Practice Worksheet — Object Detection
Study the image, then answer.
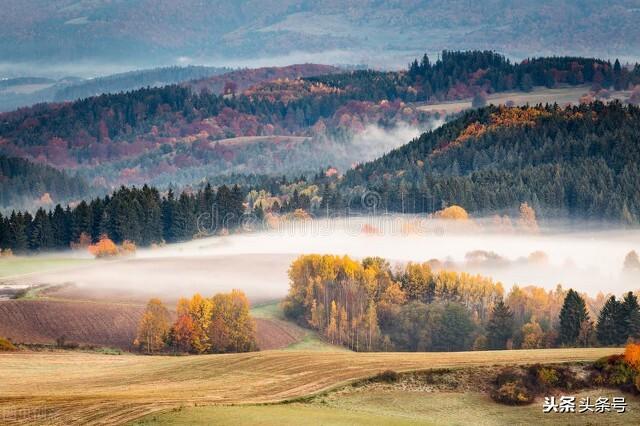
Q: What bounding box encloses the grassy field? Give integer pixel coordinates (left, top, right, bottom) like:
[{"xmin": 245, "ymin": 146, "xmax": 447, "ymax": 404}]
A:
[
  {"xmin": 0, "ymin": 348, "xmax": 621, "ymax": 425},
  {"xmin": 251, "ymin": 302, "xmax": 347, "ymax": 352},
  {"xmin": 0, "ymin": 256, "xmax": 90, "ymax": 279},
  {"xmin": 416, "ymin": 85, "xmax": 630, "ymax": 115},
  {"xmin": 133, "ymin": 389, "xmax": 640, "ymax": 426}
]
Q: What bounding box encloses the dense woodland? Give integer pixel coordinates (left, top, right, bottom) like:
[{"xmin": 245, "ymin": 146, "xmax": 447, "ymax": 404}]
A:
[
  {"xmin": 283, "ymin": 254, "xmax": 640, "ymax": 352},
  {"xmin": 0, "ymin": 155, "xmax": 89, "ymax": 208},
  {"xmin": 309, "ymin": 51, "xmax": 640, "ymax": 102},
  {"xmin": 0, "ymin": 184, "xmax": 245, "ymax": 252},
  {"xmin": 334, "ymin": 102, "xmax": 640, "ymax": 223}
]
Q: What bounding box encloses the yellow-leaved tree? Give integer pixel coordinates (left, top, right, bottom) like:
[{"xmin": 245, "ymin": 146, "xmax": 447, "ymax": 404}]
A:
[
  {"xmin": 209, "ymin": 289, "xmax": 256, "ymax": 353},
  {"xmin": 188, "ymin": 293, "xmax": 213, "ymax": 354},
  {"xmin": 136, "ymin": 298, "xmax": 171, "ymax": 354}
]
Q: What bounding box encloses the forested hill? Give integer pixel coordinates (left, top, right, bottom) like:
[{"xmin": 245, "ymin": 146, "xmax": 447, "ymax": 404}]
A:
[
  {"xmin": 0, "ymin": 156, "xmax": 89, "ymax": 209},
  {"xmin": 1, "ymin": 51, "xmax": 639, "ymax": 194},
  {"xmin": 308, "ymin": 52, "xmax": 640, "ymax": 102},
  {"xmin": 338, "ymin": 102, "xmax": 640, "ymax": 223}
]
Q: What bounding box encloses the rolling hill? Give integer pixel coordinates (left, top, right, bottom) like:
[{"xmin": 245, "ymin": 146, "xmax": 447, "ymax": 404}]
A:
[
  {"xmin": 337, "ymin": 102, "xmax": 640, "ymax": 223},
  {"xmin": 0, "ymin": 347, "xmax": 621, "ymax": 425}
]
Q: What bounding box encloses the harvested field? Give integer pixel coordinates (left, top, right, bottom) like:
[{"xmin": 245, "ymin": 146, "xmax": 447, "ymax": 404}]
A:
[
  {"xmin": 0, "ymin": 348, "xmax": 621, "ymax": 425},
  {"xmin": 254, "ymin": 318, "xmax": 306, "ymax": 350},
  {"xmin": 0, "ymin": 299, "xmax": 307, "ymax": 351},
  {"xmin": 0, "ymin": 300, "xmax": 142, "ymax": 349}
]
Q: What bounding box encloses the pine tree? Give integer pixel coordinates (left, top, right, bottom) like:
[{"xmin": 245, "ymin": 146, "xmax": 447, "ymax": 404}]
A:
[
  {"xmin": 486, "ymin": 300, "xmax": 514, "ymax": 350},
  {"xmin": 596, "ymin": 296, "xmax": 623, "ymax": 345},
  {"xmin": 558, "ymin": 289, "xmax": 590, "ymax": 346},
  {"xmin": 622, "ymin": 292, "xmax": 640, "ymax": 341}
]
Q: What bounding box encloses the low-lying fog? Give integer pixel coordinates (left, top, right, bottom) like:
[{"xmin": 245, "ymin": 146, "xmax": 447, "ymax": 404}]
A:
[{"xmin": 4, "ymin": 216, "xmax": 639, "ymax": 305}]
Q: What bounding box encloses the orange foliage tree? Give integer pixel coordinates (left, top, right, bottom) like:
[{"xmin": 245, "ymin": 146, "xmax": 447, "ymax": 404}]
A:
[
  {"xmin": 88, "ymin": 235, "xmax": 118, "ymax": 258},
  {"xmin": 434, "ymin": 205, "xmax": 469, "ymax": 220},
  {"xmin": 624, "ymin": 343, "xmax": 640, "ymax": 370}
]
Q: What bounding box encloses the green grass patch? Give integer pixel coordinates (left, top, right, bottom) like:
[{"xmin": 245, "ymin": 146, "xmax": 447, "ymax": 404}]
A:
[
  {"xmin": 131, "ymin": 389, "xmax": 640, "ymax": 426},
  {"xmin": 251, "ymin": 301, "xmax": 348, "ymax": 352},
  {"xmin": 0, "ymin": 257, "xmax": 90, "ymax": 278},
  {"xmin": 250, "ymin": 301, "xmax": 284, "ymax": 319}
]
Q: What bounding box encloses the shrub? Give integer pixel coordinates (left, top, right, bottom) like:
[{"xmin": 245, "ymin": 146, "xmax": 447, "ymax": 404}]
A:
[
  {"xmin": 624, "ymin": 343, "xmax": 640, "ymax": 370},
  {"xmin": 119, "ymin": 240, "xmax": 137, "ymax": 256},
  {"xmin": 434, "ymin": 205, "xmax": 469, "ymax": 220},
  {"xmin": 537, "ymin": 367, "xmax": 560, "ymax": 387},
  {"xmin": 591, "ymin": 354, "xmax": 638, "ymax": 388},
  {"xmin": 88, "ymin": 235, "xmax": 118, "ymax": 258},
  {"xmin": 0, "ymin": 337, "xmax": 17, "ymax": 351},
  {"xmin": 0, "ymin": 248, "xmax": 14, "ymax": 257},
  {"xmin": 372, "ymin": 370, "xmax": 399, "ymax": 383},
  {"xmin": 491, "ymin": 381, "xmax": 533, "ymax": 405},
  {"xmin": 70, "ymin": 232, "xmax": 92, "ymax": 250}
]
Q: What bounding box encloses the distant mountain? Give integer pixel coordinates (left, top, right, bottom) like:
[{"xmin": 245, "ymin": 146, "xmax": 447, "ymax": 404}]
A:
[
  {"xmin": 0, "ymin": 155, "xmax": 90, "ymax": 209},
  {"xmin": 0, "ymin": 66, "xmax": 231, "ymax": 112},
  {"xmin": 1, "ymin": 1, "xmax": 639, "ymax": 75},
  {"xmin": 52, "ymin": 66, "xmax": 231, "ymax": 102}
]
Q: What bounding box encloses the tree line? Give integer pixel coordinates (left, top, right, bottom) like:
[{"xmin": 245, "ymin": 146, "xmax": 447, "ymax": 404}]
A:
[
  {"xmin": 135, "ymin": 290, "xmax": 256, "ymax": 354},
  {"xmin": 283, "ymin": 254, "xmax": 640, "ymax": 352},
  {"xmin": 0, "ymin": 183, "xmax": 246, "ymax": 252},
  {"xmin": 309, "ymin": 50, "xmax": 640, "ymax": 103}
]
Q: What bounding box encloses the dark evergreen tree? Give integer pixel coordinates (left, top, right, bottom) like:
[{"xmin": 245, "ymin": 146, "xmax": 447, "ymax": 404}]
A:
[
  {"xmin": 486, "ymin": 300, "xmax": 514, "ymax": 349},
  {"xmin": 621, "ymin": 292, "xmax": 640, "ymax": 341},
  {"xmin": 596, "ymin": 296, "xmax": 623, "ymax": 346},
  {"xmin": 558, "ymin": 289, "xmax": 590, "ymax": 346}
]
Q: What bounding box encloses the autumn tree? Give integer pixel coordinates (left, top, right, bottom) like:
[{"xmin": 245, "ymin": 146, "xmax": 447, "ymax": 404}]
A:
[
  {"xmin": 88, "ymin": 234, "xmax": 118, "ymax": 258},
  {"xmin": 188, "ymin": 293, "xmax": 213, "ymax": 353},
  {"xmin": 136, "ymin": 298, "xmax": 171, "ymax": 353},
  {"xmin": 169, "ymin": 297, "xmax": 195, "ymax": 352},
  {"xmin": 209, "ymin": 289, "xmax": 256, "ymax": 353},
  {"xmin": 521, "ymin": 319, "xmax": 545, "ymax": 349},
  {"xmin": 518, "ymin": 202, "xmax": 538, "ymax": 232},
  {"xmin": 624, "ymin": 251, "xmax": 640, "ymax": 273}
]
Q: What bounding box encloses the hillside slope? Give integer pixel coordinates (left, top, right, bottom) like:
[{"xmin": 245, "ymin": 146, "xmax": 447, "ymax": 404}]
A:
[
  {"xmin": 339, "ymin": 102, "xmax": 640, "ymax": 223},
  {"xmin": 0, "ymin": 155, "xmax": 89, "ymax": 208}
]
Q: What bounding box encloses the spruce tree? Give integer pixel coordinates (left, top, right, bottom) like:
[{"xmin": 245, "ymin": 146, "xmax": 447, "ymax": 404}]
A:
[
  {"xmin": 486, "ymin": 300, "xmax": 514, "ymax": 350},
  {"xmin": 596, "ymin": 296, "xmax": 623, "ymax": 345},
  {"xmin": 558, "ymin": 289, "xmax": 590, "ymax": 346},
  {"xmin": 622, "ymin": 292, "xmax": 640, "ymax": 341}
]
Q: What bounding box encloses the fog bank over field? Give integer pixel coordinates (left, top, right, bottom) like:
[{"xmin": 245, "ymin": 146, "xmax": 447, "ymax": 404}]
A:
[{"xmin": 4, "ymin": 216, "xmax": 639, "ymax": 303}]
